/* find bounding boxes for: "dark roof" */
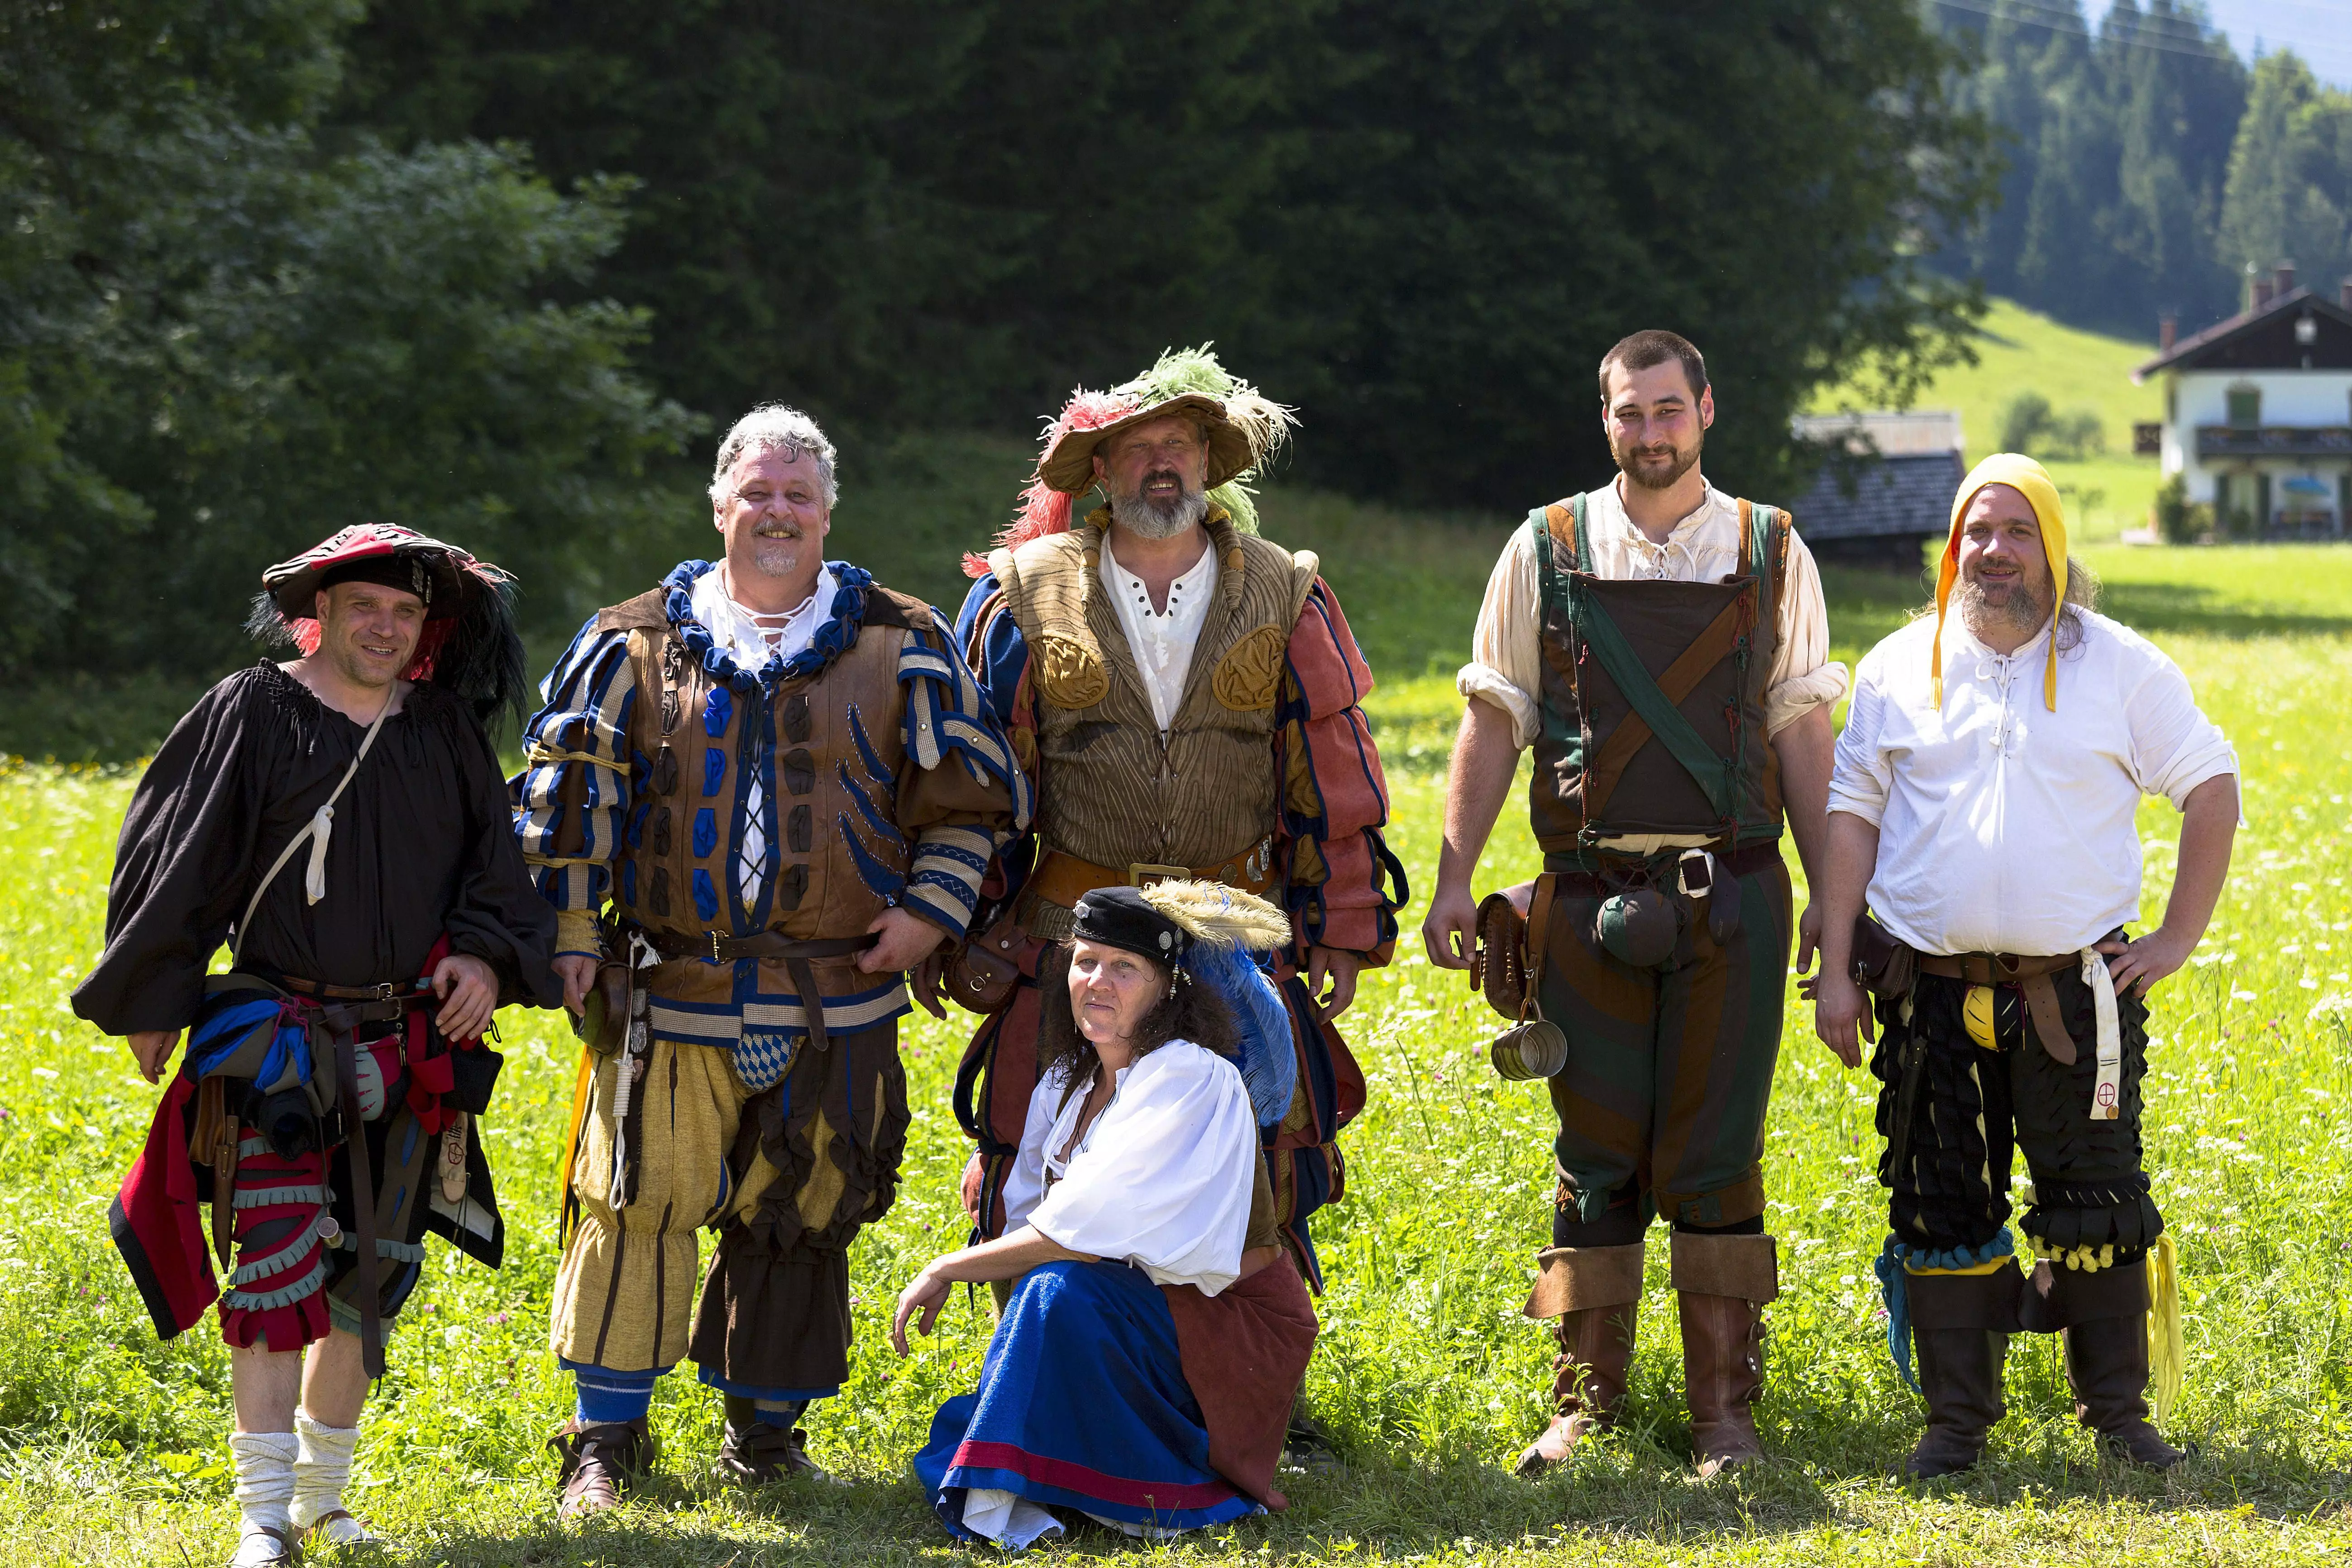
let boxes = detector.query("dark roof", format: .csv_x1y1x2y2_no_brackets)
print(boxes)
1789,451,1963,541
2133,286,2352,380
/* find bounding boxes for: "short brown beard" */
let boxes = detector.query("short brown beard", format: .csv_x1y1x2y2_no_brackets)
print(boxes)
1611,428,1702,492
1955,571,2051,643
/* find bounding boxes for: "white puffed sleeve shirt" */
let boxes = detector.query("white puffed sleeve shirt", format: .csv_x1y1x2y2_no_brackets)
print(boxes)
999,1040,1260,1297
1828,610,2237,957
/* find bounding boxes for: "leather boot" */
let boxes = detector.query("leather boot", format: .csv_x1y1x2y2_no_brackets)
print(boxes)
2031,1257,2188,1469
1671,1230,1778,1478
1513,1243,1643,1475
549,1416,655,1519
716,1396,840,1487
1901,1267,2022,1479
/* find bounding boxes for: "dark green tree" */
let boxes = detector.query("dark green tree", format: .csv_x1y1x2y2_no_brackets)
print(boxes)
0,0,691,697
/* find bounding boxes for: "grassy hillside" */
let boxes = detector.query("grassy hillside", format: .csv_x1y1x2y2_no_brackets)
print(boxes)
1811,296,2166,544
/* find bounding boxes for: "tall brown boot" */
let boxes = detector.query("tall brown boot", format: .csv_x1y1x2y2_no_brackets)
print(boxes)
1513,1243,1643,1475
1901,1267,2022,1478
1671,1231,1778,1479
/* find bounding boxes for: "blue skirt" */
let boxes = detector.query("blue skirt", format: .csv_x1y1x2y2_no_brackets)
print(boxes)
913,1259,1260,1540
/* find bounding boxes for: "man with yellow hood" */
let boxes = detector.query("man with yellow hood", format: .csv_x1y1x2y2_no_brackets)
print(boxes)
1810,454,2238,1477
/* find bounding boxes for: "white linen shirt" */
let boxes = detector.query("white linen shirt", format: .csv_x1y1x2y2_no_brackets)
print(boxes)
1100,537,1218,734
1000,1039,1259,1296
1828,610,2236,957
1457,478,1848,749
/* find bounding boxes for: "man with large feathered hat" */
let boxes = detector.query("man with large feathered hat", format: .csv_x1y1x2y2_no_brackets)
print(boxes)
73,524,561,1566
935,349,1403,1463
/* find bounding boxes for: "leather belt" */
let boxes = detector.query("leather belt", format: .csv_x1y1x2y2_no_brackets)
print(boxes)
277,975,435,1002
1025,836,1277,911
1918,950,2080,1065
632,927,882,1054
1540,840,1783,898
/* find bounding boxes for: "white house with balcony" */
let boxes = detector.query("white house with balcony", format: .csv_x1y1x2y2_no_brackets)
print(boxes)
2132,264,2352,539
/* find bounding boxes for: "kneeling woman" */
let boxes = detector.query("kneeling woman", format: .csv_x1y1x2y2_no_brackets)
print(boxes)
893,881,1317,1548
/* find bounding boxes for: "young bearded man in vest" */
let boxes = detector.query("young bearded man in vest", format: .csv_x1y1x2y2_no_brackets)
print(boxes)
1423,330,1845,1478
76,527,559,1566
935,351,1402,1460
513,405,1030,1514
1810,456,2237,1477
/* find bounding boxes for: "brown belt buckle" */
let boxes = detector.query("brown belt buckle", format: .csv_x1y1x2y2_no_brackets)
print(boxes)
1127,862,1189,889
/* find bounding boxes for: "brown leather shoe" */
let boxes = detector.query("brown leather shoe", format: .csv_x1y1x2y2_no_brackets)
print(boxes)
1513,1243,1643,1477
550,1417,655,1519
716,1397,841,1487
1670,1231,1779,1479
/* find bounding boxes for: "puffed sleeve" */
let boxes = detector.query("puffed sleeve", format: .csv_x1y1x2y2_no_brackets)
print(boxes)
1455,525,1543,748
2115,631,2237,808
71,671,271,1036
1026,1042,1260,1296
1763,525,1850,737
1276,579,1404,962
892,609,1034,937
999,1066,1068,1233
512,617,638,960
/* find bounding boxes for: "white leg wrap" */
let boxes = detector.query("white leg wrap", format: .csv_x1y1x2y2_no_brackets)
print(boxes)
291,1410,373,1543
230,1431,297,1563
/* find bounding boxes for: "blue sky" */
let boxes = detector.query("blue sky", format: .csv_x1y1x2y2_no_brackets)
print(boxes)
2143,0,2352,88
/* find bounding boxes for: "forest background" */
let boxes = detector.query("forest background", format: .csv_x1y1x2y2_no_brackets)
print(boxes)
8,0,2352,758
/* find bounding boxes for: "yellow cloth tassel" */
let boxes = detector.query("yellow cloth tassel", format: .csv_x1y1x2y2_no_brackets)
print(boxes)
1963,984,2000,1051
2033,1238,2117,1272
1905,1255,2015,1277
2148,1233,2183,1424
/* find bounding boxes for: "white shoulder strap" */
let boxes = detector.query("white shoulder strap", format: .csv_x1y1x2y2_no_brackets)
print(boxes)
232,691,396,966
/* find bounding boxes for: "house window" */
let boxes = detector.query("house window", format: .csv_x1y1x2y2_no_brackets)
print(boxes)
2227,387,2261,429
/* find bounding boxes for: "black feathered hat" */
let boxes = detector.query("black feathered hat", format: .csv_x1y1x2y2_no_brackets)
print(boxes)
245,523,529,726
1070,885,1191,965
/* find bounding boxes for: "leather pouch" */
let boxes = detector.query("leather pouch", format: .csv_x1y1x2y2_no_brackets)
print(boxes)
1851,913,1919,1001
1471,884,1535,1020
947,909,1028,1014
574,960,631,1056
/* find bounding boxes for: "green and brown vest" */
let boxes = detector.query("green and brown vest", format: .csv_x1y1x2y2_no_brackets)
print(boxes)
1529,492,1790,857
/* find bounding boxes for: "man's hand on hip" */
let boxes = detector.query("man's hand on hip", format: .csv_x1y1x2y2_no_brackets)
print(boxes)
862,906,949,974
128,1029,181,1085
2097,927,2197,996
431,952,500,1040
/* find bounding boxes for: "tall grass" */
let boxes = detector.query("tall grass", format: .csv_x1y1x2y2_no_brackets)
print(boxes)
2,543,2351,1563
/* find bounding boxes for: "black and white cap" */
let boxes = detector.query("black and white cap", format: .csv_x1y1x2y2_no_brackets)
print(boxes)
1070,884,1189,964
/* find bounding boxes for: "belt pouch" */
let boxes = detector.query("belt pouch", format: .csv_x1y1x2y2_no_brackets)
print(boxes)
948,909,1027,1013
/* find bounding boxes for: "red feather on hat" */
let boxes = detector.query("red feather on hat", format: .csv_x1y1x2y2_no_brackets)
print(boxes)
964,388,1137,577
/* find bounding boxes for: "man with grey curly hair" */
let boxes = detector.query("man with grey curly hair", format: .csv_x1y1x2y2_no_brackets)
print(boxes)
515,402,1030,1512
707,403,839,509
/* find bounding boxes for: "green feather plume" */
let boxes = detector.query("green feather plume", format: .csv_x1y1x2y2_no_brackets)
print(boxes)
1114,344,1295,535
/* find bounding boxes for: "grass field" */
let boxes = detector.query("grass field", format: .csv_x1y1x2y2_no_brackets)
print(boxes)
4,505,2352,1565
1811,296,2169,544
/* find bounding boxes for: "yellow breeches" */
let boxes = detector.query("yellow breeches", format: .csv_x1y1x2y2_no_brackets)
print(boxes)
549,1039,780,1372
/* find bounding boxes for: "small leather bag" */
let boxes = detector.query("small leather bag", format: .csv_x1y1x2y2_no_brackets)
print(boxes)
1471,887,1534,1020
946,909,1028,1014
1850,912,1918,1001
574,959,631,1056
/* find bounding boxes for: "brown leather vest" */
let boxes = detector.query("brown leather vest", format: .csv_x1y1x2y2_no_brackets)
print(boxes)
594,574,929,950
989,513,1319,932
1530,493,1788,852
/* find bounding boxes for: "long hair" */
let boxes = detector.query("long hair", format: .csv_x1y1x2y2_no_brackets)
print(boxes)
1034,943,1240,1101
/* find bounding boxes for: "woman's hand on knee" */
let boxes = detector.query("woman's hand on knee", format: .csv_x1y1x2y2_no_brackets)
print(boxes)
891,1265,952,1357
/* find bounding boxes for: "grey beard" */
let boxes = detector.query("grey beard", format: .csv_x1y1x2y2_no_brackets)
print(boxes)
1109,486,1209,540
1956,576,2051,643
746,531,806,578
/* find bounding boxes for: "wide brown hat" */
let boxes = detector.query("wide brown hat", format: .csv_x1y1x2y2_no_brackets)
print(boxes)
1036,391,1258,495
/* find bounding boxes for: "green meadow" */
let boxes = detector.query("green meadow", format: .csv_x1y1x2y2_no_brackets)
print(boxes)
4,507,2352,1565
